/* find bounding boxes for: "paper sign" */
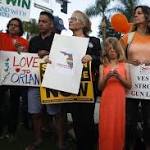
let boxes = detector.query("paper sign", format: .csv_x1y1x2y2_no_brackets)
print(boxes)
0,51,39,86
41,34,89,94
127,64,150,99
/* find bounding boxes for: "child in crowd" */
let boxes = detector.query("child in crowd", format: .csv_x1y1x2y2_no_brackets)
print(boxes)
98,37,132,150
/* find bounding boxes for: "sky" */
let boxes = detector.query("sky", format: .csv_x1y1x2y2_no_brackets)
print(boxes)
0,0,150,37
43,0,150,36
62,0,150,36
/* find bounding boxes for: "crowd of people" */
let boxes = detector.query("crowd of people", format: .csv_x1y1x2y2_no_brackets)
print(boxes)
0,4,150,150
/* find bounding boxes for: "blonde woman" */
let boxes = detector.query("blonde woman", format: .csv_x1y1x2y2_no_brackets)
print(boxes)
64,10,101,150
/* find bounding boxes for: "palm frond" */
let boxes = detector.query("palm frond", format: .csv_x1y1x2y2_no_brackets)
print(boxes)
85,6,102,17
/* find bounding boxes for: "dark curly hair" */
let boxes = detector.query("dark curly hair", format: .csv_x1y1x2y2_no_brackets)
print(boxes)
7,18,24,36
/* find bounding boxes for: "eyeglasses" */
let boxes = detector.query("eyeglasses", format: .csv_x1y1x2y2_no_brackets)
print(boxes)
9,23,19,27
68,17,79,22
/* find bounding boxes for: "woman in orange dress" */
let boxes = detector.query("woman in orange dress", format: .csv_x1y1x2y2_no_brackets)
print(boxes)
98,37,132,150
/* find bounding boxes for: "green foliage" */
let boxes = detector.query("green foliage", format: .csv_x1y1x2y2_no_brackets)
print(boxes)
118,0,139,21
23,19,39,39
98,17,121,39
85,0,139,42
85,0,116,42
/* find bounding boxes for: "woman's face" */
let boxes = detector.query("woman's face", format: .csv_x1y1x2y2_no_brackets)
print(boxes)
68,12,84,32
8,20,20,36
134,7,145,25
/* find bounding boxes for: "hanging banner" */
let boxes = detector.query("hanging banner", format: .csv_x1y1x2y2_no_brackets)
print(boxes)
0,51,40,86
127,64,150,100
40,62,94,104
0,0,31,21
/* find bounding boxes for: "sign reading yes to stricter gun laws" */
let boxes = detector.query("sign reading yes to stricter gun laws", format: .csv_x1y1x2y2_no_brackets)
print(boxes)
127,64,150,99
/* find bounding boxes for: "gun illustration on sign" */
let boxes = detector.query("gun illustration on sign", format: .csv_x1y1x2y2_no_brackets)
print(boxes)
60,51,73,69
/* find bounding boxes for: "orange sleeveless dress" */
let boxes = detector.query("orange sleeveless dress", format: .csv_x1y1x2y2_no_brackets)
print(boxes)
99,63,126,150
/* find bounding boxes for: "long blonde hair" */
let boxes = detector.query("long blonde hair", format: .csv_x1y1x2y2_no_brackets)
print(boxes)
102,37,126,65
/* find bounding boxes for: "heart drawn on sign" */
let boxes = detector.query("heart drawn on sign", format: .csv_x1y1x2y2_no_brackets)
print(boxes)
15,68,20,72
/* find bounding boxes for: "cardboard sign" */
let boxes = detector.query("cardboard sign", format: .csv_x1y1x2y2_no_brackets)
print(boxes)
40,63,94,104
0,51,39,86
127,64,150,99
0,0,31,21
41,34,89,94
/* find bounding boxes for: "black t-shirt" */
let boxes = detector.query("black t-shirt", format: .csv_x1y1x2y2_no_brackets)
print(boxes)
28,33,55,53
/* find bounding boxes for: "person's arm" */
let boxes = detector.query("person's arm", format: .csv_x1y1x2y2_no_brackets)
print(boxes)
14,37,29,53
98,65,114,91
43,55,52,64
120,36,128,52
82,37,101,65
113,63,132,89
38,50,49,58
82,54,92,63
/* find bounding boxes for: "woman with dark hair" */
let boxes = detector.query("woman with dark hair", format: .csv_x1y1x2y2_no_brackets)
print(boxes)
0,17,28,52
120,5,150,150
7,18,24,36
0,17,29,140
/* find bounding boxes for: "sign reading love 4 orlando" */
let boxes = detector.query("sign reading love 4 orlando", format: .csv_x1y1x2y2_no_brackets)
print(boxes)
0,0,31,21
0,51,40,86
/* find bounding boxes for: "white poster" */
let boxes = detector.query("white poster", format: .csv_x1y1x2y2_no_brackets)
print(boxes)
0,51,40,86
0,0,31,21
127,64,150,99
41,34,89,94
42,0,49,3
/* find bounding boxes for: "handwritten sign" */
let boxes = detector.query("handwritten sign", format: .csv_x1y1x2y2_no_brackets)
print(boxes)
127,64,150,99
0,51,39,86
40,63,94,104
0,0,31,21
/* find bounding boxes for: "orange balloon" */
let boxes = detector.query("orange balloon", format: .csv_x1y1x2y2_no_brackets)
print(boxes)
111,13,130,33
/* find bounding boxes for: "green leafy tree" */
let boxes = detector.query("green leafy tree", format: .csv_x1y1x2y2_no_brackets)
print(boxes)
99,17,121,39
23,19,39,39
118,0,139,21
85,0,139,42
85,0,117,42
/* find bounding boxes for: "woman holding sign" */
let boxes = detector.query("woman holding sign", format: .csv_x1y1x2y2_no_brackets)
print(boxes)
0,18,29,140
63,10,101,150
120,5,150,150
